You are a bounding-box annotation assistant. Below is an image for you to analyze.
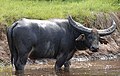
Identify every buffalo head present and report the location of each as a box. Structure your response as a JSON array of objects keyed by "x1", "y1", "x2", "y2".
[{"x1": 68, "y1": 16, "x2": 116, "y2": 52}]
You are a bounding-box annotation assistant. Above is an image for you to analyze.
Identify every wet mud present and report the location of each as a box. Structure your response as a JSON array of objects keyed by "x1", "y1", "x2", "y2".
[{"x1": 11, "y1": 59, "x2": 120, "y2": 76}]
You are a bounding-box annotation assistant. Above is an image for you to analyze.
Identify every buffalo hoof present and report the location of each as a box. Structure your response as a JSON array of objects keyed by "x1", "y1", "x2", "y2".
[
  {"x1": 55, "y1": 67, "x2": 62, "y2": 74},
  {"x1": 55, "y1": 68, "x2": 63, "y2": 76},
  {"x1": 55, "y1": 68, "x2": 62, "y2": 73},
  {"x1": 15, "y1": 70, "x2": 24, "y2": 76},
  {"x1": 64, "y1": 67, "x2": 70, "y2": 72}
]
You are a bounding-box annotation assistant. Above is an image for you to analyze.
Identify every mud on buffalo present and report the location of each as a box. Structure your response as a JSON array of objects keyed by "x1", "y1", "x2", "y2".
[{"x1": 6, "y1": 16, "x2": 116, "y2": 75}]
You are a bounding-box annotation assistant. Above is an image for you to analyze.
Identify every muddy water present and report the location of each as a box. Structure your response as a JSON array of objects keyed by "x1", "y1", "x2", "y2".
[{"x1": 10, "y1": 59, "x2": 120, "y2": 76}]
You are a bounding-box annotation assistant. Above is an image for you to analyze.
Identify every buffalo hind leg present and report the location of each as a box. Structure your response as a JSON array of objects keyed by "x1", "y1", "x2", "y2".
[
  {"x1": 14, "y1": 44, "x2": 31, "y2": 75},
  {"x1": 14, "y1": 53, "x2": 28, "y2": 75}
]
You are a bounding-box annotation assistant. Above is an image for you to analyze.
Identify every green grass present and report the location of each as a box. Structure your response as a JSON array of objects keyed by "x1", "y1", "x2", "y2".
[
  {"x1": 0, "y1": 65, "x2": 12, "y2": 76},
  {"x1": 0, "y1": 0, "x2": 119, "y2": 25}
]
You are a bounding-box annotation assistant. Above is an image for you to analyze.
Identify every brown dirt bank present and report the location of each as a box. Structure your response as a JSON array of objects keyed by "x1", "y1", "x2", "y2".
[{"x1": 0, "y1": 12, "x2": 120, "y2": 64}]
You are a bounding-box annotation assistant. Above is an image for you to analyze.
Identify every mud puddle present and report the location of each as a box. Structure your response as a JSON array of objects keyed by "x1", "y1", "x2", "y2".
[{"x1": 11, "y1": 59, "x2": 120, "y2": 76}]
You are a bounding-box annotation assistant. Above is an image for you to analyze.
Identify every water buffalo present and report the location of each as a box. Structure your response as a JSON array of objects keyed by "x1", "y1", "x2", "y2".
[{"x1": 6, "y1": 16, "x2": 116, "y2": 74}]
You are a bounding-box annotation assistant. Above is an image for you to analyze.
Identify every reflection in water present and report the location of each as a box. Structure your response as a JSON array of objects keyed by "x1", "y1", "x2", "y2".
[
  {"x1": 24, "y1": 68, "x2": 120, "y2": 76},
  {"x1": 1, "y1": 60, "x2": 120, "y2": 76}
]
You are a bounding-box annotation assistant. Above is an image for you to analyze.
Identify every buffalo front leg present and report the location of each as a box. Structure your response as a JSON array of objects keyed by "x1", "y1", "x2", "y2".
[
  {"x1": 64, "y1": 49, "x2": 76, "y2": 72},
  {"x1": 55, "y1": 53, "x2": 68, "y2": 73},
  {"x1": 64, "y1": 61, "x2": 71, "y2": 72}
]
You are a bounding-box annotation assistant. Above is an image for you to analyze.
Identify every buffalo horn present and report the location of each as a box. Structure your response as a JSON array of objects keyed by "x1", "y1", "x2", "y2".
[
  {"x1": 68, "y1": 15, "x2": 92, "y2": 33},
  {"x1": 97, "y1": 20, "x2": 116, "y2": 36}
]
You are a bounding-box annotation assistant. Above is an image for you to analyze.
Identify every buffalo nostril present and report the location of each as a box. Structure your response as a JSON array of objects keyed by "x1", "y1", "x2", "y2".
[
  {"x1": 91, "y1": 46, "x2": 99, "y2": 50},
  {"x1": 95, "y1": 47, "x2": 99, "y2": 50},
  {"x1": 90, "y1": 46, "x2": 99, "y2": 52}
]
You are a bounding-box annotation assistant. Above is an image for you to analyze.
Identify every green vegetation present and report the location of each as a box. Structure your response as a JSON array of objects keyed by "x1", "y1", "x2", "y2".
[
  {"x1": 0, "y1": 0, "x2": 119, "y2": 25},
  {"x1": 0, "y1": 65, "x2": 12, "y2": 76}
]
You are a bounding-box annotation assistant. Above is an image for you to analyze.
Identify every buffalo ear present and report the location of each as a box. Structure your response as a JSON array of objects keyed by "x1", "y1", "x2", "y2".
[
  {"x1": 99, "y1": 37, "x2": 108, "y2": 44},
  {"x1": 76, "y1": 34, "x2": 85, "y2": 41}
]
